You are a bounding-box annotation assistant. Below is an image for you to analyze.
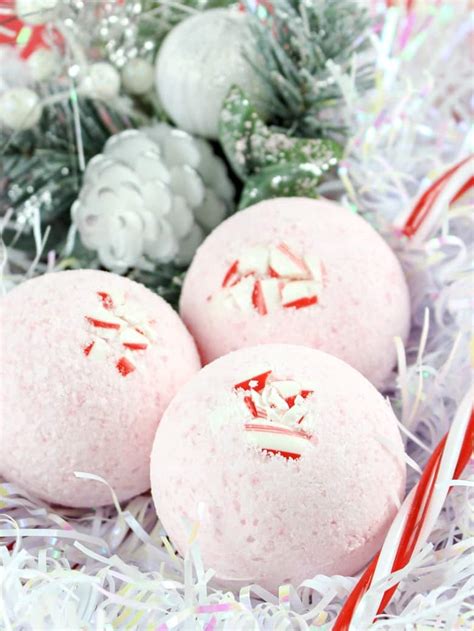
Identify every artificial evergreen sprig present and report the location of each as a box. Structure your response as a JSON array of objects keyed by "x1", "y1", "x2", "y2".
[
  {"x1": 94, "y1": 0, "x2": 235, "y2": 68},
  {"x1": 244, "y1": 0, "x2": 373, "y2": 140},
  {"x1": 219, "y1": 86, "x2": 342, "y2": 207},
  {"x1": 140, "y1": 0, "x2": 234, "y2": 48},
  {"x1": 1, "y1": 93, "x2": 190, "y2": 307},
  {"x1": 1, "y1": 96, "x2": 137, "y2": 254}
]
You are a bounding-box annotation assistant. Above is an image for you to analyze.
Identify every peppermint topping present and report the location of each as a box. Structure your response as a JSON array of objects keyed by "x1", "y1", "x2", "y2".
[
  {"x1": 83, "y1": 290, "x2": 156, "y2": 377},
  {"x1": 218, "y1": 243, "x2": 325, "y2": 314},
  {"x1": 234, "y1": 370, "x2": 315, "y2": 460}
]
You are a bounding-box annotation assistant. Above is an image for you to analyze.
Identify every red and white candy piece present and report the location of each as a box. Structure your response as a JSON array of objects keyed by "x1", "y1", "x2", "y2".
[
  {"x1": 333, "y1": 390, "x2": 473, "y2": 630},
  {"x1": 244, "y1": 423, "x2": 312, "y2": 460},
  {"x1": 269, "y1": 243, "x2": 310, "y2": 279},
  {"x1": 234, "y1": 370, "x2": 272, "y2": 392},
  {"x1": 234, "y1": 370, "x2": 315, "y2": 459},
  {"x1": 238, "y1": 245, "x2": 269, "y2": 276},
  {"x1": 83, "y1": 290, "x2": 156, "y2": 377},
  {"x1": 258, "y1": 279, "x2": 281, "y2": 314},
  {"x1": 281, "y1": 281, "x2": 318, "y2": 309},
  {"x1": 120, "y1": 326, "x2": 149, "y2": 351},
  {"x1": 85, "y1": 309, "x2": 122, "y2": 336},
  {"x1": 229, "y1": 277, "x2": 255, "y2": 313},
  {"x1": 220, "y1": 243, "x2": 325, "y2": 315}
]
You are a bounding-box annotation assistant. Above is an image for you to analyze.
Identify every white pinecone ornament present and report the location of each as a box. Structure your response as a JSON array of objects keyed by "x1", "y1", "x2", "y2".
[{"x1": 71, "y1": 124, "x2": 234, "y2": 273}]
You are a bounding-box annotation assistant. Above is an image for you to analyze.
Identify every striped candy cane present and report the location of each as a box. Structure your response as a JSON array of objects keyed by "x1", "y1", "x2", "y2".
[
  {"x1": 333, "y1": 389, "x2": 473, "y2": 630},
  {"x1": 395, "y1": 155, "x2": 474, "y2": 243}
]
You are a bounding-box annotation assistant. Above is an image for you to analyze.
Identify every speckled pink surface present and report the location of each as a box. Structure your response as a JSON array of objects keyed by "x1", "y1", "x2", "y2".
[
  {"x1": 150, "y1": 344, "x2": 406, "y2": 592},
  {"x1": 0, "y1": 270, "x2": 200, "y2": 507},
  {"x1": 180, "y1": 197, "x2": 411, "y2": 388}
]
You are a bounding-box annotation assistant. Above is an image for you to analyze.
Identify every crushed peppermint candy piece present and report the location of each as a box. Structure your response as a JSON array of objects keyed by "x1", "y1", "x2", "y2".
[
  {"x1": 244, "y1": 423, "x2": 311, "y2": 460},
  {"x1": 259, "y1": 279, "x2": 281, "y2": 313},
  {"x1": 269, "y1": 243, "x2": 309, "y2": 279},
  {"x1": 281, "y1": 280, "x2": 319, "y2": 309},
  {"x1": 83, "y1": 291, "x2": 156, "y2": 377},
  {"x1": 234, "y1": 370, "x2": 315, "y2": 459},
  {"x1": 116, "y1": 356, "x2": 136, "y2": 377},
  {"x1": 83, "y1": 338, "x2": 109, "y2": 361},
  {"x1": 234, "y1": 370, "x2": 272, "y2": 392},
  {"x1": 238, "y1": 245, "x2": 269, "y2": 275},
  {"x1": 218, "y1": 243, "x2": 325, "y2": 315}
]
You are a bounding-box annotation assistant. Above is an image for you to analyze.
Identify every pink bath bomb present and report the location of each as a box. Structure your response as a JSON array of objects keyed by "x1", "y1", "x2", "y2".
[
  {"x1": 0, "y1": 270, "x2": 200, "y2": 507},
  {"x1": 151, "y1": 344, "x2": 406, "y2": 592},
  {"x1": 180, "y1": 197, "x2": 410, "y2": 387}
]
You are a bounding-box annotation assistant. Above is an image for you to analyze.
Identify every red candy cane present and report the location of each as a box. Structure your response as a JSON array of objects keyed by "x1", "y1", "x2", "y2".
[
  {"x1": 398, "y1": 155, "x2": 474, "y2": 242},
  {"x1": 333, "y1": 391, "x2": 473, "y2": 630}
]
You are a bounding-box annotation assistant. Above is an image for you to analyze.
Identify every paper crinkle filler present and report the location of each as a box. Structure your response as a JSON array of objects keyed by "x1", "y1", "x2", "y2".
[{"x1": 0, "y1": 3, "x2": 473, "y2": 630}]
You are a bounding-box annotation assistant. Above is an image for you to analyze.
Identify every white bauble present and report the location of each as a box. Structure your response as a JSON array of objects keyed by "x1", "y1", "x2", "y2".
[
  {"x1": 80, "y1": 63, "x2": 121, "y2": 100},
  {"x1": 27, "y1": 48, "x2": 58, "y2": 82},
  {"x1": 155, "y1": 8, "x2": 265, "y2": 140},
  {"x1": 0, "y1": 87, "x2": 42, "y2": 130},
  {"x1": 122, "y1": 58, "x2": 154, "y2": 95},
  {"x1": 15, "y1": 0, "x2": 58, "y2": 24},
  {"x1": 0, "y1": 46, "x2": 29, "y2": 94}
]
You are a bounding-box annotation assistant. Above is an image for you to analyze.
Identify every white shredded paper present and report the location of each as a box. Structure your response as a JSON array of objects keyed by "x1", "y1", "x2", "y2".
[{"x1": 1, "y1": 5, "x2": 473, "y2": 630}]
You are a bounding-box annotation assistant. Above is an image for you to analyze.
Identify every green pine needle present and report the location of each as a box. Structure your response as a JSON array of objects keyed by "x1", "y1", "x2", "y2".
[
  {"x1": 244, "y1": 0, "x2": 373, "y2": 140},
  {"x1": 1, "y1": 96, "x2": 138, "y2": 255},
  {"x1": 1, "y1": 95, "x2": 193, "y2": 309}
]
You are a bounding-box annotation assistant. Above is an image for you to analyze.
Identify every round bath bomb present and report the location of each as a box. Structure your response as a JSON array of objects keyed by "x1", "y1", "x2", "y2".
[
  {"x1": 0, "y1": 270, "x2": 200, "y2": 507},
  {"x1": 180, "y1": 197, "x2": 411, "y2": 387},
  {"x1": 151, "y1": 344, "x2": 406, "y2": 592}
]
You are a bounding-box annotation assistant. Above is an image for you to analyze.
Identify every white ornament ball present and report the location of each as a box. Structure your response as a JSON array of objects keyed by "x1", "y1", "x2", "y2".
[
  {"x1": 122, "y1": 58, "x2": 154, "y2": 95},
  {"x1": 0, "y1": 87, "x2": 42, "y2": 130},
  {"x1": 81, "y1": 63, "x2": 121, "y2": 100},
  {"x1": 15, "y1": 0, "x2": 58, "y2": 25},
  {"x1": 155, "y1": 8, "x2": 265, "y2": 140},
  {"x1": 27, "y1": 48, "x2": 58, "y2": 82},
  {"x1": 0, "y1": 46, "x2": 29, "y2": 94}
]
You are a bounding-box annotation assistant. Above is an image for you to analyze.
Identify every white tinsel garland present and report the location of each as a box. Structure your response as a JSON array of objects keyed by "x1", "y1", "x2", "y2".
[
  {"x1": 71, "y1": 124, "x2": 235, "y2": 272},
  {"x1": 0, "y1": 4, "x2": 473, "y2": 630}
]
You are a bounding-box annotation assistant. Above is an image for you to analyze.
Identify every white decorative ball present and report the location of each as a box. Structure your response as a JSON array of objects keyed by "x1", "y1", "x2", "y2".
[
  {"x1": 71, "y1": 124, "x2": 234, "y2": 273},
  {"x1": 27, "y1": 48, "x2": 58, "y2": 82},
  {"x1": 15, "y1": 0, "x2": 58, "y2": 25},
  {"x1": 0, "y1": 87, "x2": 42, "y2": 130},
  {"x1": 0, "y1": 46, "x2": 29, "y2": 94},
  {"x1": 122, "y1": 58, "x2": 154, "y2": 95},
  {"x1": 81, "y1": 63, "x2": 121, "y2": 100},
  {"x1": 155, "y1": 8, "x2": 265, "y2": 140}
]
